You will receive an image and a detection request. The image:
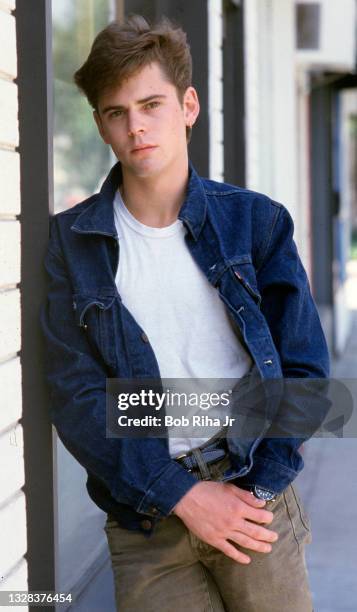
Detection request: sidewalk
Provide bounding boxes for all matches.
[71,558,115,612]
[296,308,357,612]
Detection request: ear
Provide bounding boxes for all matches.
[93,110,110,144]
[183,87,200,128]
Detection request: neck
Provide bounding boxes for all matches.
[120,157,189,228]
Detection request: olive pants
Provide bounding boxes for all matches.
[105,461,313,612]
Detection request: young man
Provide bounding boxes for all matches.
[41,15,329,612]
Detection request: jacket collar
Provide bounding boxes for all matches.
[70,160,207,241]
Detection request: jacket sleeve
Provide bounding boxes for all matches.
[40,217,197,517]
[242,204,330,493]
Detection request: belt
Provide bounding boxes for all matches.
[174,438,227,472]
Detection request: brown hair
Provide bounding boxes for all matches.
[73,14,192,111]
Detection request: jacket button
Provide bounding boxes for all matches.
[141,520,152,530]
[150,507,159,515]
[141,332,149,343]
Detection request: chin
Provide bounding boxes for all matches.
[129,159,167,178]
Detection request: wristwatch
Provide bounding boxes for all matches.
[251,485,277,503]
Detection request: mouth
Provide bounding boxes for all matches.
[131,145,157,154]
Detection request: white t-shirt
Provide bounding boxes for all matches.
[113,190,252,455]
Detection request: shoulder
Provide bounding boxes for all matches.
[198,176,293,269]
[47,193,101,256]
[200,176,285,230]
[201,177,282,213]
[48,194,101,243]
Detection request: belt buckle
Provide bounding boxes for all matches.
[175,452,193,472]
[175,452,189,461]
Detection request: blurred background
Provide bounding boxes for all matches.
[0,0,356,610]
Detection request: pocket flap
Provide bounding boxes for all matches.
[72,293,116,327]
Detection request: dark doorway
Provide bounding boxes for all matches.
[223,0,245,186]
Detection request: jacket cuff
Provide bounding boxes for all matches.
[136,461,198,517]
[236,456,300,494]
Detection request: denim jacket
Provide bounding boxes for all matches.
[40,161,329,534]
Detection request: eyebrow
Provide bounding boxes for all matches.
[101,94,167,115]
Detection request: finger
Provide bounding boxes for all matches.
[229,485,267,508]
[229,531,273,554]
[238,519,279,543]
[218,540,251,564]
[244,506,274,525]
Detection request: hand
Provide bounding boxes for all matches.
[172,481,278,564]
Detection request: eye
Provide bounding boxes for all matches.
[109,109,124,119]
[144,101,161,110]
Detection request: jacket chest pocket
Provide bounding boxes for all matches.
[72,292,118,369]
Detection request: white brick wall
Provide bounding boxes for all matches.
[0,425,25,502]
[0,492,27,575]
[0,222,21,285]
[0,150,21,215]
[0,358,22,430]
[0,80,19,148]
[0,0,16,11]
[0,10,17,78]
[0,0,27,592]
[0,289,21,357]
[1,557,28,598]
[1,564,29,612]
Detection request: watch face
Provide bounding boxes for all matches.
[254,486,276,502]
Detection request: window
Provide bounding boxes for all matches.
[52,0,119,212]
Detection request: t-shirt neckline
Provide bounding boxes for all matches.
[114,189,183,239]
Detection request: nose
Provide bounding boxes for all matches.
[127,109,145,137]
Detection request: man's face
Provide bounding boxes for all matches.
[94,62,199,179]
